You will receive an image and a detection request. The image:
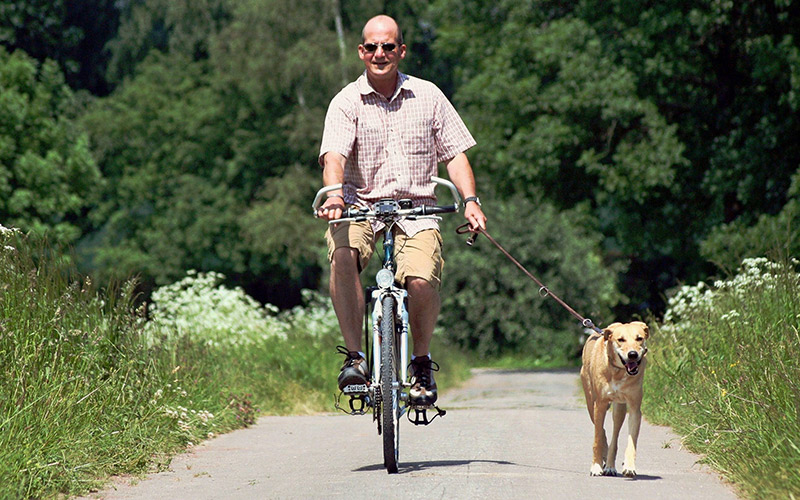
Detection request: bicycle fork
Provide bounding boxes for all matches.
[371,287,408,410]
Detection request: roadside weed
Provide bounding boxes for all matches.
[646,258,800,498]
[0,231,341,498]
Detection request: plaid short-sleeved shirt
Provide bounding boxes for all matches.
[319,71,476,236]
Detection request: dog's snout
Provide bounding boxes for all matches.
[627,350,639,360]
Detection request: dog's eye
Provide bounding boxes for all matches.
[636,336,643,341]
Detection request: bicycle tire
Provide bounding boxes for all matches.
[380,295,399,473]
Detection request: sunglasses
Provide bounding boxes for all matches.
[362,42,398,53]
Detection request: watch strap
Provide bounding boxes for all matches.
[463,196,481,208]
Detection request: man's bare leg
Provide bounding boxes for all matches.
[329,247,364,352]
[406,276,440,357]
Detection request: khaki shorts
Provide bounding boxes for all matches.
[325,221,444,289]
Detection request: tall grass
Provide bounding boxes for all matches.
[0,229,341,498]
[645,257,800,498]
[0,226,471,498]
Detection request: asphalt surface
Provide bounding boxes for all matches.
[85,369,740,499]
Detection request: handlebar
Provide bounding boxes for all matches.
[312,176,463,224]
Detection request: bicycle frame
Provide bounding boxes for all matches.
[369,224,409,396]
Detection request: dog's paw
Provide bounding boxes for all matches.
[603,467,618,476]
[589,463,604,476]
[622,467,636,478]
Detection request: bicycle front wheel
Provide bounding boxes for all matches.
[380,295,399,473]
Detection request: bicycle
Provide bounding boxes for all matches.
[312,176,462,474]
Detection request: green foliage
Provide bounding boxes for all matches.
[440,194,623,358]
[646,258,800,497]
[575,0,800,265]
[428,0,800,315]
[4,0,800,331]
[0,47,102,246]
[436,12,687,244]
[80,0,359,300]
[701,169,800,273]
[0,0,118,93]
[0,0,82,73]
[239,165,324,282]
[106,0,232,84]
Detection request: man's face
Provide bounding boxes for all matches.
[359,22,406,84]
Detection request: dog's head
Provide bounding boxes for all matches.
[603,321,649,376]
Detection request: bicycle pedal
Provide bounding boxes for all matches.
[342,383,369,395]
[407,404,446,426]
[334,391,371,415]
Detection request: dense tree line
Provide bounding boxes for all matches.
[2,0,798,356]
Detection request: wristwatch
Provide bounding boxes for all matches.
[463,196,481,208]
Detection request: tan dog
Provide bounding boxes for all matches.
[580,321,649,477]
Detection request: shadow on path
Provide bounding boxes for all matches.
[354,459,518,474]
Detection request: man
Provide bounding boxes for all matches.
[317,15,487,406]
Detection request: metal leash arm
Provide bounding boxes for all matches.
[458,224,605,336]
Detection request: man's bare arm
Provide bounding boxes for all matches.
[445,152,487,231]
[318,152,347,220]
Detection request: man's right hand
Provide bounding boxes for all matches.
[317,196,346,221]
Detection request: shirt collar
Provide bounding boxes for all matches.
[357,71,411,101]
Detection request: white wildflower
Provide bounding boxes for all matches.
[143,270,288,347]
[0,224,20,235]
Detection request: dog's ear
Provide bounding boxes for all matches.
[632,321,649,339]
[602,327,614,340]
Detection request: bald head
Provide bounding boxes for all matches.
[362,15,404,45]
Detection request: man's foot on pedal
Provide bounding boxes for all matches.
[336,346,369,392]
[409,356,439,406]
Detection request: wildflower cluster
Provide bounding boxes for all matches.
[279,289,339,338]
[1,223,20,252]
[143,271,339,349]
[663,257,800,329]
[152,383,216,442]
[144,270,286,348]
[712,257,798,296]
[662,281,715,326]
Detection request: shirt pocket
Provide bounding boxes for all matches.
[401,117,434,157]
[355,122,387,167]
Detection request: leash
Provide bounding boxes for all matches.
[456,223,605,336]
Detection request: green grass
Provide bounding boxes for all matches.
[644,258,800,499]
[0,231,473,498]
[0,234,341,498]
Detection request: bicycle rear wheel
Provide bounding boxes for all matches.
[380,295,399,473]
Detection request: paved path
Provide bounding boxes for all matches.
[86,369,739,499]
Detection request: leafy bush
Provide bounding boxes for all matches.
[700,170,800,273]
[646,257,800,498]
[144,270,286,347]
[0,47,102,246]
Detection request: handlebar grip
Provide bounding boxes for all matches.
[417,205,457,215]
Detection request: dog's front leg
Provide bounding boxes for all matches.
[590,399,610,476]
[605,402,627,476]
[622,402,642,477]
